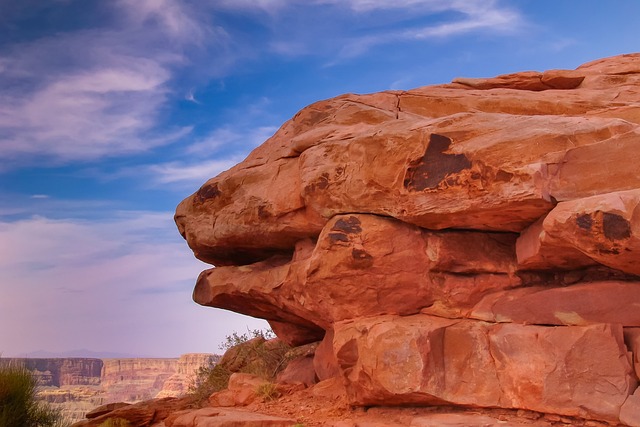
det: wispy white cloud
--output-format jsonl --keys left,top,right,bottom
{"left": 0, "top": 0, "right": 525, "bottom": 167}
{"left": 317, "top": 0, "right": 449, "bottom": 12}
{"left": 0, "top": 194, "right": 121, "bottom": 220}
{"left": 408, "top": 4, "right": 521, "bottom": 39}
{"left": 186, "top": 125, "right": 277, "bottom": 155}
{"left": 144, "top": 124, "right": 277, "bottom": 187}
{"left": 117, "top": 0, "right": 209, "bottom": 44}
{"left": 330, "top": 0, "right": 523, "bottom": 60}
{"left": 269, "top": 40, "right": 309, "bottom": 56}
{"left": 0, "top": 213, "right": 267, "bottom": 356}
{"left": 148, "top": 158, "right": 244, "bottom": 185}
{"left": 0, "top": 1, "right": 229, "bottom": 166}
{"left": 213, "top": 0, "right": 288, "bottom": 13}
{"left": 185, "top": 88, "right": 202, "bottom": 104}
{"left": 0, "top": 61, "right": 172, "bottom": 160}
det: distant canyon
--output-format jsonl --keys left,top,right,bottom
{"left": 0, "top": 354, "right": 217, "bottom": 423}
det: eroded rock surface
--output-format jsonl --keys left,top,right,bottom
{"left": 176, "top": 53, "right": 640, "bottom": 426}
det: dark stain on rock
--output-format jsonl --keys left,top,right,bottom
{"left": 336, "top": 338, "right": 359, "bottom": 368}
{"left": 196, "top": 183, "right": 221, "bottom": 203}
{"left": 602, "top": 212, "right": 631, "bottom": 240}
{"left": 328, "top": 232, "right": 350, "bottom": 243}
{"left": 598, "top": 247, "right": 621, "bottom": 255}
{"left": 305, "top": 173, "right": 330, "bottom": 194}
{"left": 257, "top": 205, "right": 271, "bottom": 220}
{"left": 332, "top": 216, "right": 362, "bottom": 234}
{"left": 404, "top": 134, "right": 472, "bottom": 191}
{"left": 195, "top": 246, "right": 295, "bottom": 267}
{"left": 352, "top": 248, "right": 373, "bottom": 262}
{"left": 317, "top": 173, "right": 330, "bottom": 190}
{"left": 495, "top": 170, "right": 514, "bottom": 182}
{"left": 576, "top": 214, "right": 593, "bottom": 231}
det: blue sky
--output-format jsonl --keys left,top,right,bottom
{"left": 0, "top": 0, "right": 638, "bottom": 357}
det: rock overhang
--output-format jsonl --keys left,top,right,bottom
{"left": 175, "top": 53, "right": 640, "bottom": 425}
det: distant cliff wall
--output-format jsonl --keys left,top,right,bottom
{"left": 0, "top": 358, "right": 103, "bottom": 386}
{"left": 157, "top": 353, "right": 219, "bottom": 398}
{"left": 0, "top": 354, "right": 217, "bottom": 423}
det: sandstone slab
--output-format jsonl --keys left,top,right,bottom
{"left": 177, "top": 54, "right": 640, "bottom": 267}
{"left": 470, "top": 281, "right": 640, "bottom": 326}
{"left": 193, "top": 213, "right": 521, "bottom": 343}
{"left": 85, "top": 402, "right": 130, "bottom": 419}
{"left": 297, "top": 213, "right": 520, "bottom": 323}
{"left": 453, "top": 69, "right": 584, "bottom": 91}
{"left": 166, "top": 407, "right": 296, "bottom": 427}
{"left": 313, "top": 329, "right": 340, "bottom": 381}
{"left": 625, "top": 328, "right": 640, "bottom": 379}
{"left": 517, "top": 189, "right": 640, "bottom": 275}
{"left": 409, "top": 413, "right": 530, "bottom": 427}
{"left": 209, "top": 373, "right": 269, "bottom": 407}
{"left": 275, "top": 355, "right": 316, "bottom": 387}
{"left": 333, "top": 315, "right": 636, "bottom": 422}
{"left": 72, "top": 397, "right": 193, "bottom": 427}
{"left": 620, "top": 388, "right": 640, "bottom": 427}
{"left": 547, "top": 131, "right": 640, "bottom": 201}
{"left": 193, "top": 255, "right": 325, "bottom": 345}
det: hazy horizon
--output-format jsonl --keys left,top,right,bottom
{"left": 2, "top": 349, "right": 217, "bottom": 358}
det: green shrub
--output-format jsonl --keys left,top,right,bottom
{"left": 189, "top": 328, "right": 291, "bottom": 406}
{"left": 188, "top": 363, "right": 232, "bottom": 405}
{"left": 255, "top": 382, "right": 279, "bottom": 401}
{"left": 98, "top": 418, "right": 131, "bottom": 427}
{"left": 219, "top": 328, "right": 276, "bottom": 352}
{"left": 0, "top": 364, "right": 67, "bottom": 427}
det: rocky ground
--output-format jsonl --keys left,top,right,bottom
{"left": 251, "top": 382, "right": 620, "bottom": 427}
{"left": 73, "top": 375, "right": 628, "bottom": 426}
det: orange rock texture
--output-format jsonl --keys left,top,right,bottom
{"left": 176, "top": 53, "right": 640, "bottom": 425}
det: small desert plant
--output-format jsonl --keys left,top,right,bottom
{"left": 0, "top": 363, "right": 68, "bottom": 427}
{"left": 188, "top": 363, "right": 232, "bottom": 405}
{"left": 219, "top": 328, "right": 276, "bottom": 352}
{"left": 255, "top": 382, "right": 279, "bottom": 401}
{"left": 189, "top": 328, "right": 291, "bottom": 406}
{"left": 98, "top": 418, "right": 131, "bottom": 427}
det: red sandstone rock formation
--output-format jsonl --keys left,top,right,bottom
{"left": 176, "top": 53, "right": 640, "bottom": 426}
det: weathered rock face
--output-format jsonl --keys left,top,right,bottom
{"left": 332, "top": 315, "right": 636, "bottom": 422}
{"left": 176, "top": 53, "right": 640, "bottom": 425}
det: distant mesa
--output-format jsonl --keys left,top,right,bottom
{"left": 19, "top": 349, "right": 146, "bottom": 359}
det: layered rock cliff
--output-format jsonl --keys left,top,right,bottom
{"left": 1, "top": 354, "right": 216, "bottom": 423}
{"left": 175, "top": 53, "right": 640, "bottom": 426}
{"left": 0, "top": 358, "right": 103, "bottom": 387}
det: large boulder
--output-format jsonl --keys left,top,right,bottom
{"left": 333, "top": 314, "right": 637, "bottom": 422}
{"left": 176, "top": 53, "right": 640, "bottom": 425}
{"left": 517, "top": 189, "right": 640, "bottom": 274}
